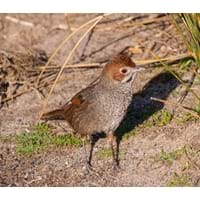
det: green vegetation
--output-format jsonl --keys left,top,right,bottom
{"left": 194, "top": 101, "right": 200, "bottom": 114}
{"left": 175, "top": 112, "right": 199, "bottom": 123}
{"left": 143, "top": 109, "right": 172, "bottom": 128}
{"left": 97, "top": 147, "right": 125, "bottom": 159}
{"left": 153, "top": 14, "right": 200, "bottom": 110}
{"left": 152, "top": 109, "right": 172, "bottom": 126}
{"left": 97, "top": 148, "right": 113, "bottom": 159}
{"left": 172, "top": 14, "right": 200, "bottom": 69}
{"left": 172, "top": 14, "right": 200, "bottom": 101}
{"left": 194, "top": 75, "right": 200, "bottom": 85}
{"left": 122, "top": 108, "right": 172, "bottom": 140}
{"left": 179, "top": 59, "right": 193, "bottom": 71}
{"left": 167, "top": 173, "right": 191, "bottom": 187}
{"left": 154, "top": 147, "right": 185, "bottom": 164}
{"left": 16, "top": 123, "right": 82, "bottom": 155}
{"left": 123, "top": 129, "right": 137, "bottom": 140}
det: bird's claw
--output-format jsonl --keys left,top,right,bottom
{"left": 112, "top": 160, "right": 120, "bottom": 171}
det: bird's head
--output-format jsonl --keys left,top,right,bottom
{"left": 102, "top": 54, "right": 144, "bottom": 87}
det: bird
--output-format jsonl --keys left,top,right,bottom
{"left": 41, "top": 54, "right": 144, "bottom": 169}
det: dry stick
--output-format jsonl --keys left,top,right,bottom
{"left": 39, "top": 16, "right": 105, "bottom": 119}
{"left": 150, "top": 97, "right": 200, "bottom": 118}
{"left": 35, "top": 14, "right": 110, "bottom": 88}
{"left": 135, "top": 53, "right": 192, "bottom": 67}
{"left": 1, "top": 63, "right": 100, "bottom": 104}
{"left": 5, "top": 15, "right": 34, "bottom": 27}
{"left": 38, "top": 63, "right": 100, "bottom": 70}
{"left": 123, "top": 15, "right": 170, "bottom": 27}
{"left": 96, "top": 14, "right": 169, "bottom": 30}
{"left": 37, "top": 54, "right": 189, "bottom": 70}
{"left": 1, "top": 75, "right": 70, "bottom": 103}
{"left": 2, "top": 88, "right": 34, "bottom": 103}
{"left": 2, "top": 53, "right": 191, "bottom": 104}
{"left": 2, "top": 53, "right": 192, "bottom": 104}
{"left": 1, "top": 53, "right": 188, "bottom": 104}
{"left": 26, "top": 63, "right": 100, "bottom": 73}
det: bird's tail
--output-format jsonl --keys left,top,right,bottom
{"left": 41, "top": 109, "right": 65, "bottom": 120}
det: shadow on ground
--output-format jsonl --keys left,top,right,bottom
{"left": 115, "top": 71, "right": 180, "bottom": 163}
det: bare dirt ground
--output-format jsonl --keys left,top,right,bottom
{"left": 0, "top": 14, "right": 200, "bottom": 186}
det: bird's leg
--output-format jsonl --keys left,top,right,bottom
{"left": 88, "top": 134, "right": 97, "bottom": 167}
{"left": 82, "top": 136, "right": 94, "bottom": 173}
{"left": 116, "top": 137, "right": 120, "bottom": 167}
{"left": 108, "top": 132, "right": 119, "bottom": 169}
{"left": 82, "top": 137, "right": 88, "bottom": 165}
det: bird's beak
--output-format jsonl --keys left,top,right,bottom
{"left": 132, "top": 67, "right": 145, "bottom": 73}
{"left": 125, "top": 67, "right": 145, "bottom": 84}
{"left": 122, "top": 67, "right": 145, "bottom": 83}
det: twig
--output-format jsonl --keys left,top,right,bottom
{"left": 1, "top": 75, "right": 70, "bottom": 103}
{"left": 39, "top": 15, "right": 107, "bottom": 119}
{"left": 150, "top": 97, "right": 200, "bottom": 118}
{"left": 142, "top": 41, "right": 156, "bottom": 59}
{"left": 38, "top": 63, "right": 100, "bottom": 70}
{"left": 35, "top": 13, "right": 111, "bottom": 87}
{"left": 135, "top": 53, "right": 192, "bottom": 67}
{"left": 96, "top": 15, "right": 169, "bottom": 30}
{"left": 5, "top": 15, "right": 34, "bottom": 27}
{"left": 123, "top": 15, "right": 170, "bottom": 27}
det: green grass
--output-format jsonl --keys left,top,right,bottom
{"left": 172, "top": 14, "right": 200, "bottom": 68}
{"left": 122, "top": 109, "right": 172, "bottom": 140}
{"left": 123, "top": 129, "right": 137, "bottom": 140}
{"left": 152, "top": 109, "right": 172, "bottom": 126}
{"left": 151, "top": 14, "right": 200, "bottom": 106}
{"left": 194, "top": 101, "right": 200, "bottom": 114}
{"left": 179, "top": 59, "right": 193, "bottom": 71}
{"left": 154, "top": 147, "right": 185, "bottom": 164}
{"left": 175, "top": 112, "right": 199, "bottom": 123}
{"left": 97, "top": 147, "right": 126, "bottom": 159}
{"left": 143, "top": 109, "right": 172, "bottom": 128}
{"left": 167, "top": 173, "right": 191, "bottom": 187}
{"left": 97, "top": 148, "right": 113, "bottom": 159}
{"left": 194, "top": 75, "right": 200, "bottom": 85}
{"left": 16, "top": 123, "right": 82, "bottom": 155}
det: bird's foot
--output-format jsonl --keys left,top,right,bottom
{"left": 112, "top": 160, "right": 120, "bottom": 171}
{"left": 83, "top": 162, "right": 95, "bottom": 174}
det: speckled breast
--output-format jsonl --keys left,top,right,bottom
{"left": 71, "top": 88, "right": 133, "bottom": 136}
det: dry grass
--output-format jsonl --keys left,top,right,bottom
{"left": 38, "top": 14, "right": 110, "bottom": 119}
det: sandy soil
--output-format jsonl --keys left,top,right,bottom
{"left": 0, "top": 14, "right": 200, "bottom": 186}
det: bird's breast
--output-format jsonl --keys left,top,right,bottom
{"left": 68, "top": 87, "right": 133, "bottom": 136}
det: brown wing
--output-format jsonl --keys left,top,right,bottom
{"left": 61, "top": 77, "right": 100, "bottom": 112}
{"left": 62, "top": 93, "right": 85, "bottom": 111}
{"left": 61, "top": 82, "right": 97, "bottom": 124}
{"left": 41, "top": 93, "right": 87, "bottom": 121}
{"left": 42, "top": 77, "right": 99, "bottom": 123}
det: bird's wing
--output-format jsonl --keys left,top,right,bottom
{"left": 62, "top": 92, "right": 86, "bottom": 111}
{"left": 61, "top": 77, "right": 100, "bottom": 112}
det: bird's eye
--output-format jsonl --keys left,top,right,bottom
{"left": 120, "top": 68, "right": 128, "bottom": 74}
